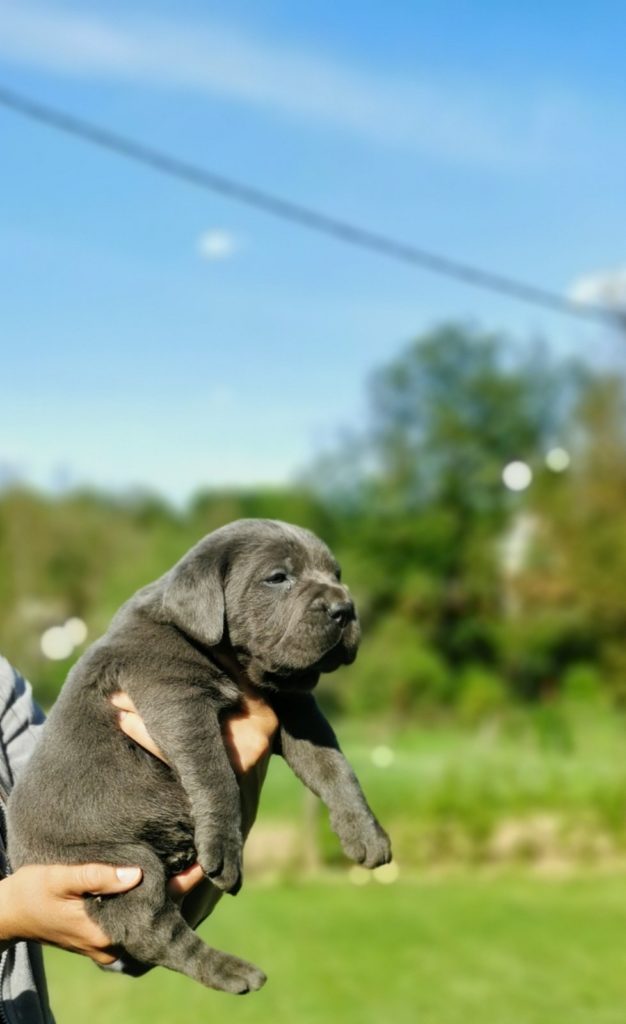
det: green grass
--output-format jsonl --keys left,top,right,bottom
{"left": 43, "top": 711, "right": 626, "bottom": 1020}
{"left": 45, "top": 876, "right": 626, "bottom": 1024}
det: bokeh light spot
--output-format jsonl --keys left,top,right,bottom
{"left": 373, "top": 861, "right": 400, "bottom": 885}
{"left": 370, "top": 745, "right": 395, "bottom": 768}
{"left": 348, "top": 866, "right": 371, "bottom": 886}
{"left": 40, "top": 626, "right": 74, "bottom": 661}
{"left": 65, "top": 617, "right": 88, "bottom": 646}
{"left": 545, "top": 447, "right": 571, "bottom": 472}
{"left": 502, "top": 461, "right": 532, "bottom": 492}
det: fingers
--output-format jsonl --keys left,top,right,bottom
{"left": 110, "top": 692, "right": 168, "bottom": 762}
{"left": 220, "top": 692, "right": 279, "bottom": 775}
{"left": 118, "top": 710, "right": 164, "bottom": 761}
{"left": 50, "top": 863, "right": 143, "bottom": 897}
{"left": 117, "top": 710, "right": 167, "bottom": 761}
{"left": 166, "top": 862, "right": 205, "bottom": 901}
{"left": 91, "top": 950, "right": 118, "bottom": 966}
{"left": 111, "top": 691, "right": 279, "bottom": 774}
{"left": 109, "top": 691, "right": 137, "bottom": 714}
{"left": 221, "top": 717, "right": 274, "bottom": 775}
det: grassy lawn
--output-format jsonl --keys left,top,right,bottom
{"left": 43, "top": 711, "right": 626, "bottom": 1021}
{"left": 45, "top": 876, "right": 626, "bottom": 1024}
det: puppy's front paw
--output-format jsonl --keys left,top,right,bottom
{"left": 333, "top": 813, "right": 392, "bottom": 869}
{"left": 198, "top": 833, "right": 243, "bottom": 894}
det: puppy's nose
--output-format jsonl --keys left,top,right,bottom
{"left": 328, "top": 600, "right": 356, "bottom": 629}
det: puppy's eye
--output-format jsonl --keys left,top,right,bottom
{"left": 264, "top": 571, "right": 289, "bottom": 585}
{"left": 334, "top": 566, "right": 342, "bottom": 582}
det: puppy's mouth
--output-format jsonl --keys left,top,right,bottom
{"left": 229, "top": 609, "right": 361, "bottom": 692}
{"left": 256, "top": 629, "right": 360, "bottom": 691}
{"left": 316, "top": 636, "right": 358, "bottom": 670}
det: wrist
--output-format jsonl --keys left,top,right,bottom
{"left": 0, "top": 875, "right": 22, "bottom": 944}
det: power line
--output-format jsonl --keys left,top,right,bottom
{"left": 0, "top": 84, "right": 612, "bottom": 325}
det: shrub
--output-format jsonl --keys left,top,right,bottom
{"left": 455, "top": 664, "right": 508, "bottom": 725}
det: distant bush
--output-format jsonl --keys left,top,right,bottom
{"left": 562, "top": 663, "right": 605, "bottom": 704}
{"left": 455, "top": 664, "right": 508, "bottom": 725}
{"left": 347, "top": 616, "right": 452, "bottom": 716}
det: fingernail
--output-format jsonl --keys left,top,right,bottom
{"left": 116, "top": 866, "right": 141, "bottom": 884}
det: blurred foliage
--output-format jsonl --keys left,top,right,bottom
{"left": 255, "top": 704, "right": 626, "bottom": 867}
{"left": 1, "top": 322, "right": 625, "bottom": 718}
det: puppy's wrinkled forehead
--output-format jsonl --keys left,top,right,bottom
{"left": 229, "top": 520, "right": 338, "bottom": 578}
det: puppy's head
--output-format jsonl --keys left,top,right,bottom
{"left": 151, "top": 519, "right": 360, "bottom": 691}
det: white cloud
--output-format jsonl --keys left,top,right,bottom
{"left": 0, "top": 2, "right": 581, "bottom": 167}
{"left": 568, "top": 267, "right": 626, "bottom": 312}
{"left": 197, "top": 229, "right": 239, "bottom": 261}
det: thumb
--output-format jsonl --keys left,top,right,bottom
{"left": 53, "top": 863, "right": 143, "bottom": 897}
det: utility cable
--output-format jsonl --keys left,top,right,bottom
{"left": 0, "top": 84, "right": 612, "bottom": 325}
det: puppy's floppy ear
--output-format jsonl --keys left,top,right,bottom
{"left": 156, "top": 554, "right": 225, "bottom": 646}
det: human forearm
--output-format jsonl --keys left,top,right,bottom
{"left": 0, "top": 874, "right": 21, "bottom": 945}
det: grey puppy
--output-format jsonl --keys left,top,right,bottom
{"left": 8, "top": 519, "right": 391, "bottom": 994}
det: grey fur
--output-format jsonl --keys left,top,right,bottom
{"left": 7, "top": 519, "right": 391, "bottom": 994}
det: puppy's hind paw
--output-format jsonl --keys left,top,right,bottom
{"left": 202, "top": 952, "right": 267, "bottom": 995}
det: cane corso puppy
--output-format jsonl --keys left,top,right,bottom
{"left": 8, "top": 519, "right": 391, "bottom": 993}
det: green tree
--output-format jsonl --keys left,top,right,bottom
{"left": 325, "top": 324, "right": 567, "bottom": 688}
{"left": 524, "top": 373, "right": 626, "bottom": 700}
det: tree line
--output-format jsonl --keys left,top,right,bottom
{"left": 2, "top": 323, "right": 624, "bottom": 717}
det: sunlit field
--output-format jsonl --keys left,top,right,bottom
{"left": 42, "top": 715, "right": 626, "bottom": 1023}
{"left": 46, "top": 875, "right": 626, "bottom": 1024}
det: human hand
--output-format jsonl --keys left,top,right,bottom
{"left": 0, "top": 859, "right": 214, "bottom": 962}
{"left": 111, "top": 689, "right": 279, "bottom": 776}
{"left": 219, "top": 690, "right": 279, "bottom": 775}
{"left": 0, "top": 863, "right": 142, "bottom": 964}
{"left": 165, "top": 861, "right": 205, "bottom": 904}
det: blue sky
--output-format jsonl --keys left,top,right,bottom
{"left": 1, "top": 0, "right": 625, "bottom": 502}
